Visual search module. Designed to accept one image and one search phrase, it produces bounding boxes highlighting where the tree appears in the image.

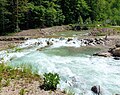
[60,0,90,24]
[0,0,120,35]
[110,0,120,25]
[0,0,7,35]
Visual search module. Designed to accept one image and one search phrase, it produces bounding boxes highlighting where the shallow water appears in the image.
[0,38,120,95]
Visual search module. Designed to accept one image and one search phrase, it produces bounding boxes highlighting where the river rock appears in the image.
[93,52,111,57]
[91,85,101,94]
[112,48,120,57]
[67,38,73,42]
[46,41,53,46]
[0,37,28,41]
[59,37,65,40]
[94,38,105,45]
[108,47,115,53]
[96,41,101,44]
[115,43,120,47]
[35,42,42,46]
[114,57,120,60]
[95,38,99,42]
[37,47,45,51]
[88,39,93,43]
[84,40,88,45]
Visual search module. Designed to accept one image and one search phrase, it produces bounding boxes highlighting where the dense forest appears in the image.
[0,0,120,35]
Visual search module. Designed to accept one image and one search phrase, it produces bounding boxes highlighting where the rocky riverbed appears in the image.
[93,36,120,58]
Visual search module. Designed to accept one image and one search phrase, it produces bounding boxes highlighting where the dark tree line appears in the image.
[0,0,120,35]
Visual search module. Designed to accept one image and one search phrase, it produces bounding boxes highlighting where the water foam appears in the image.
[0,38,120,95]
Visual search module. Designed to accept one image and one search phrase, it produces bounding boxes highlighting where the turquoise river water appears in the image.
[0,38,120,95]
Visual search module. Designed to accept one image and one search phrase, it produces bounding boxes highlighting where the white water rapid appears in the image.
[0,38,120,95]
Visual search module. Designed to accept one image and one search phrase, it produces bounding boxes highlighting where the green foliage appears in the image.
[78,16,83,25]
[0,63,42,87]
[2,79,10,87]
[43,72,60,90]
[60,0,90,24]
[85,17,92,25]
[0,0,120,35]
[19,88,26,95]
[15,27,21,32]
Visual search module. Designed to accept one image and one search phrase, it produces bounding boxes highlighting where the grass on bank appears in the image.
[0,63,74,95]
[0,63,43,89]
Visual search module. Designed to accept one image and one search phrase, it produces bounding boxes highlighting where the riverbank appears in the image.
[0,64,67,95]
[0,26,73,95]
[0,26,120,50]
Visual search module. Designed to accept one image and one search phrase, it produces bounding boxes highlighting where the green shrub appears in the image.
[78,16,83,25]
[3,79,10,87]
[43,72,60,90]
[15,27,21,32]
[19,88,26,95]
[0,63,41,83]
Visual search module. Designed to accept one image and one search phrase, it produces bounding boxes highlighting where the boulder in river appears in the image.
[93,52,111,57]
[46,41,53,46]
[91,85,101,94]
[67,38,73,42]
[37,47,44,51]
[59,37,65,40]
[113,57,120,60]
[112,48,120,57]
[115,43,120,48]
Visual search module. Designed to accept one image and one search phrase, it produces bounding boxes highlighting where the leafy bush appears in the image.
[43,73,60,90]
[0,63,41,84]
[2,79,10,87]
[19,88,26,95]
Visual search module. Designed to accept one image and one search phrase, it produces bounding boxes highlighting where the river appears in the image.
[0,37,120,95]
